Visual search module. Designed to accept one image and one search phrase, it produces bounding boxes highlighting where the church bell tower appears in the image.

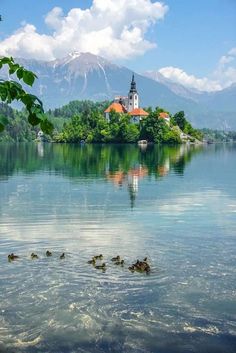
[128,74,139,112]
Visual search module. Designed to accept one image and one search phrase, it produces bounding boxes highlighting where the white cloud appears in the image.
[159,66,222,91]
[212,47,236,89]
[0,0,168,61]
[159,47,236,92]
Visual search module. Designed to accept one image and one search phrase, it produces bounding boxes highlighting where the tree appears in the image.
[171,111,187,131]
[0,56,53,134]
[140,112,169,143]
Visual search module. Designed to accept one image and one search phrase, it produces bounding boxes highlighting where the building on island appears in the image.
[159,112,170,125]
[104,75,171,126]
[104,74,149,123]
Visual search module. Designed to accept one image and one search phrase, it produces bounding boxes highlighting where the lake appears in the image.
[0,143,236,353]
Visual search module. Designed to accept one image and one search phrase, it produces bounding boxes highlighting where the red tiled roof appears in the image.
[159,112,169,119]
[104,102,127,113]
[129,108,149,116]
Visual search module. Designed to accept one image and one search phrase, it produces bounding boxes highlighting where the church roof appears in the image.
[159,112,169,119]
[104,102,127,113]
[129,108,149,116]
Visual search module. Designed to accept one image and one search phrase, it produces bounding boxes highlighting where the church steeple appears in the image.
[127,74,139,112]
[129,74,137,94]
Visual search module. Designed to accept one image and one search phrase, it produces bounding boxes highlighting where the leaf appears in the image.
[0,57,12,65]
[16,68,24,80]
[40,119,54,135]
[0,123,4,132]
[9,86,18,100]
[23,71,36,86]
[28,113,41,126]
[9,64,19,75]
[0,115,9,132]
[0,83,8,101]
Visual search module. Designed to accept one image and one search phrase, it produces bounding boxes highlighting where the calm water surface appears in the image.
[0,143,236,353]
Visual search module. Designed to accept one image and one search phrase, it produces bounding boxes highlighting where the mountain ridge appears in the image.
[1,52,236,129]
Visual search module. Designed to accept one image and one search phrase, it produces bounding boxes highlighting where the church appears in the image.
[104,75,149,123]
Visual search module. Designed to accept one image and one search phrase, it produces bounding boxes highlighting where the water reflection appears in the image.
[1,143,236,353]
[0,143,204,207]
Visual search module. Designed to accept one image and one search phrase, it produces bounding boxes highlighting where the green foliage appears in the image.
[48,100,110,119]
[0,114,9,132]
[0,56,53,134]
[0,83,203,144]
[57,108,140,144]
[140,110,169,143]
[53,103,203,144]
[171,111,186,130]
[0,103,37,142]
[171,110,203,141]
[163,129,182,144]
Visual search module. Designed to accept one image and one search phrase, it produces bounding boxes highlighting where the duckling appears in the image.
[60,253,65,259]
[46,250,52,257]
[111,255,120,262]
[87,258,96,265]
[8,253,19,261]
[128,265,135,272]
[95,263,106,270]
[31,253,39,259]
[94,254,103,260]
[145,264,151,273]
[114,259,125,266]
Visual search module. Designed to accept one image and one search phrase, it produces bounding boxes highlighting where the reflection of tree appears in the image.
[170,145,202,176]
[0,143,203,189]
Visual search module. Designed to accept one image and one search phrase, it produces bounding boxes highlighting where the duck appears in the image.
[46,250,52,257]
[95,263,106,270]
[87,258,96,265]
[136,261,151,273]
[31,253,39,259]
[129,259,151,273]
[94,254,103,260]
[114,259,125,266]
[8,253,19,261]
[60,253,65,259]
[111,255,120,262]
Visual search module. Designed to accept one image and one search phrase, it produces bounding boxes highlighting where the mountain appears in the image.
[17,52,198,111]
[1,52,236,129]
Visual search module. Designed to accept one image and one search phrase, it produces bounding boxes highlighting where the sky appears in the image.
[0,0,236,92]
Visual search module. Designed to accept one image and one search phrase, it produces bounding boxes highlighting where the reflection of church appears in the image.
[105,144,201,207]
[104,75,149,123]
[106,165,148,208]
